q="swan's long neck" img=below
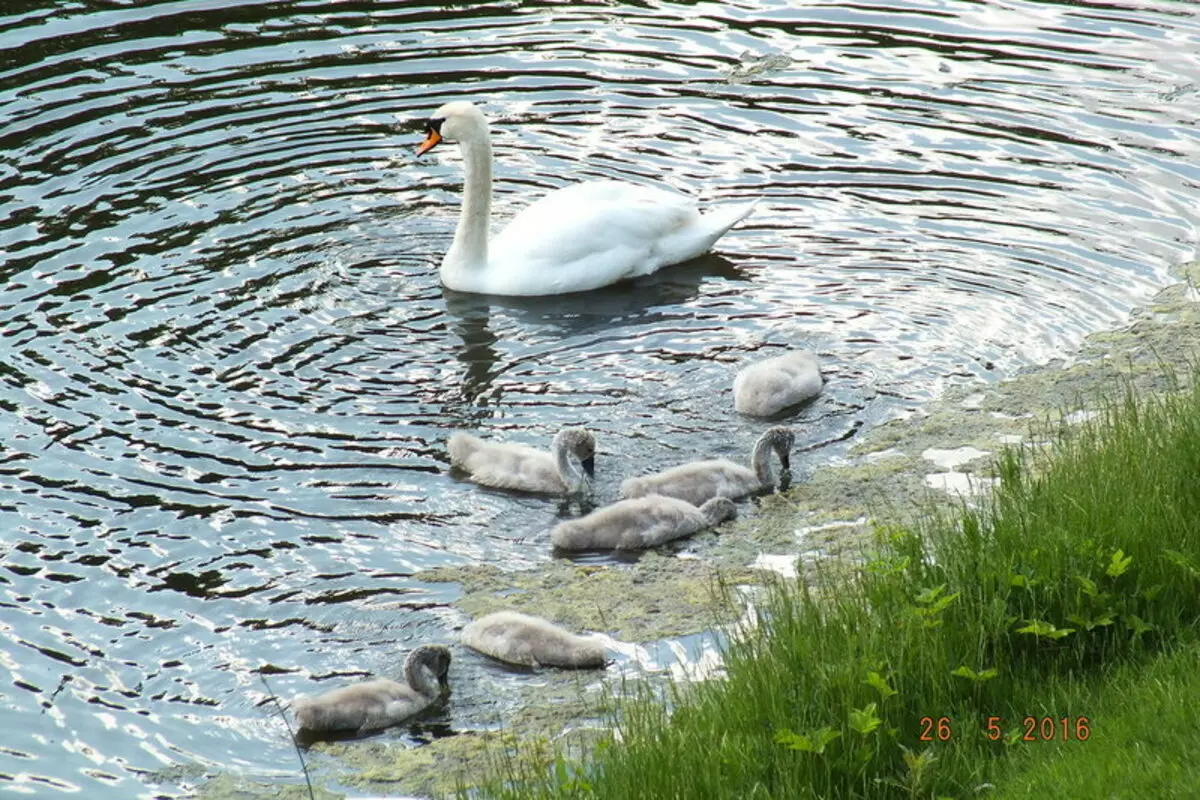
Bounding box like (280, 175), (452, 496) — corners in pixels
(443, 126), (493, 279)
(750, 436), (776, 487)
(554, 444), (589, 495)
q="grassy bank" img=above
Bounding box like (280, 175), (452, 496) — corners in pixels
(477, 379), (1200, 798)
(992, 638), (1200, 798)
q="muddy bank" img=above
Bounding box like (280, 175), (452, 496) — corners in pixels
(179, 262), (1199, 799)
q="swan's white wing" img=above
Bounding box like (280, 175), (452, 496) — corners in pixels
(484, 181), (713, 296)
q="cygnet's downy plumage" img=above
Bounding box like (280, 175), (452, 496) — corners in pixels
(620, 426), (795, 507)
(448, 427), (595, 495)
(291, 644), (452, 734)
(733, 350), (823, 417)
(460, 611), (606, 668)
(551, 496), (736, 551)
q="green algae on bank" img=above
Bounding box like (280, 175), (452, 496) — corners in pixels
(186, 772), (343, 800)
(312, 732), (495, 799)
(416, 553), (749, 644)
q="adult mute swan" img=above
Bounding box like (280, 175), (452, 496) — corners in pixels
(416, 101), (757, 296)
(448, 427), (595, 496)
(461, 610), (606, 669)
(291, 644), (452, 734)
(620, 426), (794, 506)
(734, 350), (823, 417)
(551, 495), (736, 551)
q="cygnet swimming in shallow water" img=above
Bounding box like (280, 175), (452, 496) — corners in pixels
(460, 611), (606, 668)
(448, 427), (595, 495)
(291, 644), (452, 734)
(733, 350), (823, 417)
(620, 426), (795, 507)
(551, 496), (736, 551)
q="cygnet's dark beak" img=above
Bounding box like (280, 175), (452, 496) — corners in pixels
(581, 454), (596, 478)
(779, 451), (792, 472)
(416, 118), (444, 156)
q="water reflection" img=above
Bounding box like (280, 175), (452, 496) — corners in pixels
(441, 253), (749, 407)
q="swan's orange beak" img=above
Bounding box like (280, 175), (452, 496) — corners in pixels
(416, 128), (441, 156)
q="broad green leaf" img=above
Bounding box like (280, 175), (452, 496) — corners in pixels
(1106, 549), (1132, 578)
(1015, 619), (1076, 639)
(1066, 612), (1114, 631)
(951, 665), (998, 682)
(865, 671), (898, 699)
(1125, 614), (1153, 637)
(902, 747), (937, 773)
(915, 584), (946, 605)
(849, 703), (882, 735)
(775, 727), (840, 754)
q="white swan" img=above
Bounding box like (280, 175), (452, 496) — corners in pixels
(620, 426), (794, 506)
(448, 427), (595, 495)
(734, 350), (823, 417)
(291, 644), (451, 734)
(460, 611), (606, 668)
(416, 101), (757, 296)
(551, 496), (736, 551)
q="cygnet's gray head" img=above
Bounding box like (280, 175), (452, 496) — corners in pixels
(762, 426), (795, 471)
(554, 427), (597, 478)
(700, 497), (738, 524)
(408, 643), (453, 682)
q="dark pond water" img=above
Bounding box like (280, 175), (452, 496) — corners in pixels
(1, 0), (1198, 795)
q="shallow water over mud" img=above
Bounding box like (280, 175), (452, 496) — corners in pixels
(1, 0), (1198, 795)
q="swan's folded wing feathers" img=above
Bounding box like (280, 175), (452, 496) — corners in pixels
(490, 181), (700, 287)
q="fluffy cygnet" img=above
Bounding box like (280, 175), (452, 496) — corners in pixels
(460, 610), (606, 669)
(291, 644), (451, 734)
(448, 427), (595, 495)
(550, 495), (736, 551)
(733, 350), (823, 417)
(620, 426), (794, 507)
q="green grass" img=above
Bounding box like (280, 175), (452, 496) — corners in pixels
(474, 382), (1200, 799)
(992, 640), (1200, 799)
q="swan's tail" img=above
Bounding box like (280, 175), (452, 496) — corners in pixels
(700, 199), (758, 242)
(645, 198), (759, 276)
